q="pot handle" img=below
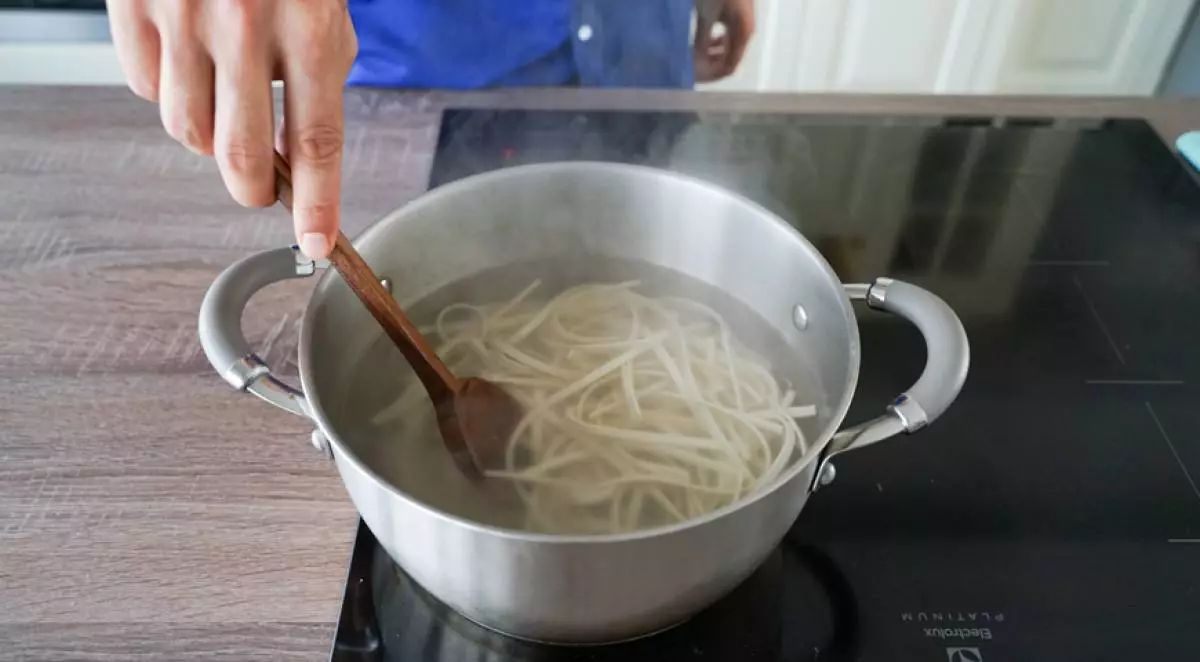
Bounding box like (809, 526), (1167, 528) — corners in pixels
(813, 278), (969, 490)
(198, 246), (321, 418)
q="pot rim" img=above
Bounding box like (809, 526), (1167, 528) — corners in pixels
(298, 161), (861, 544)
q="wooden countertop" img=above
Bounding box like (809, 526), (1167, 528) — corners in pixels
(1, 86), (1197, 660)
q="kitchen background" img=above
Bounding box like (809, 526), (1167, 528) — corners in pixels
(4, 0), (1200, 96)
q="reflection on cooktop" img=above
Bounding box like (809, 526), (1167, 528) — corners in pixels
(333, 109), (1200, 661)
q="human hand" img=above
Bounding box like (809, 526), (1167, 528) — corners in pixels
(694, 0), (756, 83)
(106, 0), (357, 258)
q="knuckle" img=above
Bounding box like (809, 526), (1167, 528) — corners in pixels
(293, 124), (343, 164)
(217, 139), (271, 178)
(287, 4), (353, 64)
(295, 202), (340, 226)
(296, 202), (339, 218)
(164, 121), (197, 150)
(221, 0), (259, 23)
(295, 13), (338, 50)
(160, 0), (201, 37)
(216, 0), (264, 45)
(162, 110), (211, 154)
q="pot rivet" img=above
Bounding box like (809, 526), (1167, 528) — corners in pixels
(311, 429), (333, 460)
(380, 278), (393, 293)
(792, 303), (809, 331)
(818, 462), (837, 486)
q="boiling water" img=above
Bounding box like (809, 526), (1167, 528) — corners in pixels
(333, 258), (829, 533)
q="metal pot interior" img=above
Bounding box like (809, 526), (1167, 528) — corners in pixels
(301, 162), (860, 532)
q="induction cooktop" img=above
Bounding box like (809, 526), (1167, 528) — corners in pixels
(332, 108), (1200, 661)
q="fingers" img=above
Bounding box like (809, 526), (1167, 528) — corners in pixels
(711, 34), (737, 80)
(282, 79), (343, 259)
(693, 0), (756, 82)
(109, 0), (356, 252)
(279, 7), (357, 258)
(723, 0), (756, 74)
(210, 5), (277, 209)
(692, 16), (726, 83)
(107, 0), (161, 101)
(693, 15), (717, 82)
(157, 7), (215, 156)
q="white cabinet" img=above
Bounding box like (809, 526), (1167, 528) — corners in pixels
(0, 43), (124, 85)
(992, 0), (1195, 95)
(0, 10), (124, 85)
(705, 0), (1195, 95)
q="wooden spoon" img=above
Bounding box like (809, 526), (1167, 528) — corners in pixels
(273, 152), (521, 478)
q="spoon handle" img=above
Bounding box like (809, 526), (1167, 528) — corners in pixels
(273, 152), (462, 400)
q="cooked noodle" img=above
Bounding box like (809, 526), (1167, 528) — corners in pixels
(373, 281), (817, 534)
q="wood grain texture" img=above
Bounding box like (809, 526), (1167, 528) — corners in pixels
(0, 85), (1196, 660)
(274, 152), (460, 395)
(0, 623), (333, 661)
(0, 86), (439, 662)
(327, 231), (460, 396)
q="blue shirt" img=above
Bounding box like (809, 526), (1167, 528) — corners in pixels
(347, 0), (695, 89)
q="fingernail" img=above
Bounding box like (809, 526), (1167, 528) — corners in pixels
(300, 232), (330, 259)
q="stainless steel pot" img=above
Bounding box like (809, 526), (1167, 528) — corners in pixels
(198, 162), (968, 643)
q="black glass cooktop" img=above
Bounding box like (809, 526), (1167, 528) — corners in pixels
(333, 109), (1200, 661)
